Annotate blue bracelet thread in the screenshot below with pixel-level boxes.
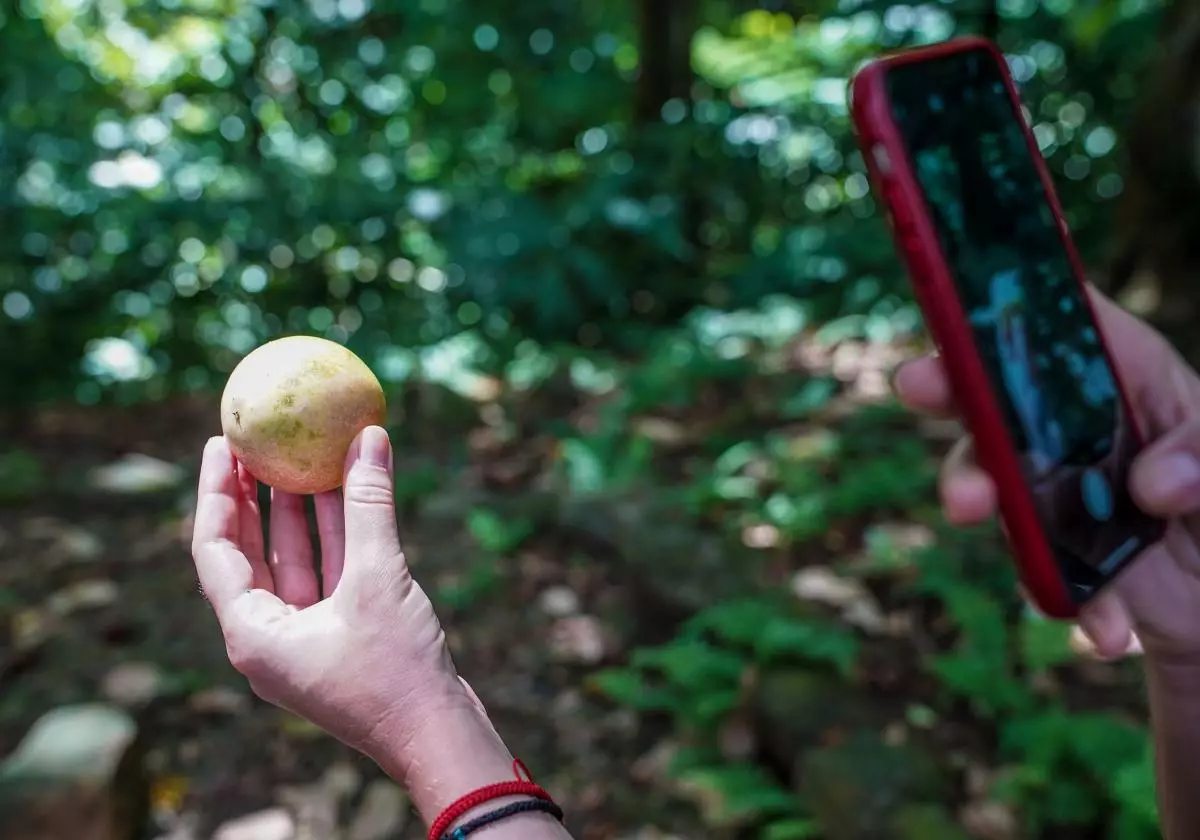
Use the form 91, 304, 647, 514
443, 799, 564, 839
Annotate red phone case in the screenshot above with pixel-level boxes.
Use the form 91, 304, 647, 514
849, 37, 1149, 618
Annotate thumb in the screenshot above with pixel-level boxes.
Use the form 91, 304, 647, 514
341, 426, 407, 586
1129, 419, 1200, 517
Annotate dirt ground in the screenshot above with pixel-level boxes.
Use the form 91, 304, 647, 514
0, 395, 691, 840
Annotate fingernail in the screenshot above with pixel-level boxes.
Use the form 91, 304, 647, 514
1152, 452, 1200, 499
360, 426, 391, 469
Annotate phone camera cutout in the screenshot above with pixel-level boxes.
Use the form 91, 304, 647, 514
1081, 467, 1114, 522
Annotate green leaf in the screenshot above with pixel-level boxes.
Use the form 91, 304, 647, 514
611, 434, 654, 487
761, 817, 821, 839
754, 617, 859, 676
931, 653, 1025, 717
780, 377, 837, 418
393, 463, 440, 501
685, 598, 775, 648
586, 668, 675, 712
1111, 743, 1159, 828
559, 438, 607, 495
466, 508, 534, 554
693, 687, 742, 726
631, 640, 748, 692
677, 763, 798, 825
1019, 614, 1075, 671
1065, 714, 1145, 769
714, 441, 762, 475
436, 561, 503, 611
712, 475, 760, 501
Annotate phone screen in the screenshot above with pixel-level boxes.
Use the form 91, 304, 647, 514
884, 47, 1160, 602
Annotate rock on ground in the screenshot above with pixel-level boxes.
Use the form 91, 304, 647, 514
0, 704, 148, 840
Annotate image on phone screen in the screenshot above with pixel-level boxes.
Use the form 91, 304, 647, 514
883, 47, 1162, 601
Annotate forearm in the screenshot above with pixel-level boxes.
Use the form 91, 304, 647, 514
363, 680, 574, 839
1146, 658, 1200, 839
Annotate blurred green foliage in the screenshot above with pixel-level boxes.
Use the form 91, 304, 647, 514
0, 0, 1169, 405
588, 385, 1158, 839
1, 0, 1183, 837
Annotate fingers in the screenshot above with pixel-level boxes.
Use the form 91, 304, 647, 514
192, 438, 258, 621
1129, 418, 1200, 517
340, 426, 408, 594
892, 356, 998, 524
892, 355, 998, 524
1070, 625, 1144, 660
237, 462, 272, 591
1021, 585, 1141, 661
314, 490, 346, 597
1087, 288, 1180, 391
269, 489, 320, 609
1075, 590, 1140, 659
1080, 628, 1142, 657
892, 355, 954, 417
939, 437, 997, 525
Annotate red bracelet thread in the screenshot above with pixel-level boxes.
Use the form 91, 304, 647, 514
427, 760, 558, 840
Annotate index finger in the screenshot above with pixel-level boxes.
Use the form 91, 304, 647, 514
892, 355, 954, 416
191, 437, 256, 618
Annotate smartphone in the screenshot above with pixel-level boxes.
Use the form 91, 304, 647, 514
850, 37, 1165, 618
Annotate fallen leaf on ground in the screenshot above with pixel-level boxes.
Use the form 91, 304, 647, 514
88, 454, 185, 494
539, 585, 581, 618
47, 579, 119, 616
211, 808, 295, 840
550, 615, 610, 665
102, 661, 165, 708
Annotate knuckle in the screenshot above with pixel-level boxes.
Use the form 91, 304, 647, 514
343, 481, 394, 508
341, 560, 412, 609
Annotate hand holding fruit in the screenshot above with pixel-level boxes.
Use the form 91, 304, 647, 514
193, 338, 519, 820
191, 428, 464, 742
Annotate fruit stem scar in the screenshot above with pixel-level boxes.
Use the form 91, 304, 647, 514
233, 410, 242, 426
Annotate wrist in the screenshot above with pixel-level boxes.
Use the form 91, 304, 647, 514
1144, 651, 1200, 689
1142, 653, 1200, 840
362, 673, 518, 823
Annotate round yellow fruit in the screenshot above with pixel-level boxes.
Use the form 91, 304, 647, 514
220, 336, 386, 494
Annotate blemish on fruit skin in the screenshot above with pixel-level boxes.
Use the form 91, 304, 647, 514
306, 358, 341, 379
254, 414, 311, 444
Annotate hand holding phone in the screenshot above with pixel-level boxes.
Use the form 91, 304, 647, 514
850, 37, 1166, 618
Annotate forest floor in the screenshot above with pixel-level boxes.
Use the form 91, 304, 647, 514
0, 392, 718, 840
0, 333, 1153, 840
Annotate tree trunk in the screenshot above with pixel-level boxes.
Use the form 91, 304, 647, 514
1106, 0, 1200, 361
